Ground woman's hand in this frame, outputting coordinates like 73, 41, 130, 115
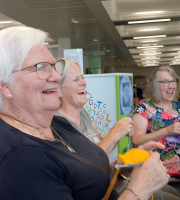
138, 141, 165, 154
166, 122, 180, 135
97, 117, 134, 155
118, 141, 167, 200
108, 117, 134, 143
126, 152, 169, 200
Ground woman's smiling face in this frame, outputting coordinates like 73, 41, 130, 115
11, 46, 62, 115
157, 71, 177, 104
60, 62, 87, 109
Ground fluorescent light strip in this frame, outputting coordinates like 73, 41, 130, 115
143, 48, 158, 50
134, 35, 166, 39
44, 43, 49, 45
0, 21, 12, 24
143, 63, 159, 64
128, 19, 171, 24
135, 11, 164, 15
143, 60, 159, 63
139, 29, 160, 32
139, 52, 162, 55
143, 64, 159, 65
141, 57, 160, 60
137, 45, 164, 49
141, 40, 159, 43
143, 64, 159, 67
171, 63, 180, 65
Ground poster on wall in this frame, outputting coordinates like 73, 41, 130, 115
63, 48, 84, 73
84, 95, 112, 139
120, 76, 133, 115
83, 75, 118, 163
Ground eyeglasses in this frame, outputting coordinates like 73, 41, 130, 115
158, 79, 179, 87
13, 59, 65, 80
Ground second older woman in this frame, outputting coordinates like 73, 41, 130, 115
132, 66, 180, 178
55, 59, 134, 156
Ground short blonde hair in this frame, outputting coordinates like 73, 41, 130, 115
146, 66, 180, 103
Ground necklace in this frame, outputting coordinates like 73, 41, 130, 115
50, 126, 76, 154
4, 115, 76, 154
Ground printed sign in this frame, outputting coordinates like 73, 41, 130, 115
84, 94, 112, 138
64, 48, 83, 73
120, 76, 133, 115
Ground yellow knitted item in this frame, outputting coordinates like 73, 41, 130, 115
101, 148, 150, 200
118, 148, 150, 164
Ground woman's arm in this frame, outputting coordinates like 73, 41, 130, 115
92, 123, 103, 140
118, 141, 168, 200
93, 117, 134, 155
118, 153, 168, 200
132, 113, 180, 147
132, 113, 167, 146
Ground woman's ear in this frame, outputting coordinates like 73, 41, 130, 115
0, 82, 12, 99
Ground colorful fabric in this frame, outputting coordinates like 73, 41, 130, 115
135, 98, 180, 178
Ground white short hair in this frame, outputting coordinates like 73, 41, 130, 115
0, 26, 48, 109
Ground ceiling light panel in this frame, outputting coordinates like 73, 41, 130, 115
128, 19, 171, 24
139, 52, 162, 55
141, 40, 159, 43
135, 11, 164, 15
139, 29, 160, 32
141, 56, 160, 60
143, 64, 159, 66
137, 45, 164, 49
134, 35, 166, 39
0, 21, 12, 23
139, 61, 160, 63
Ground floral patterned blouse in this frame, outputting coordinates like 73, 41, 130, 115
135, 98, 180, 178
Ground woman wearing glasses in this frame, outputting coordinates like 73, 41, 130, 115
132, 66, 180, 178
0, 26, 168, 200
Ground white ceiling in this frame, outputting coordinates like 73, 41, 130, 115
102, 0, 180, 67
1, 0, 180, 68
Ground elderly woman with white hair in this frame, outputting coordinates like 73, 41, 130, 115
132, 66, 180, 178
0, 26, 169, 200
55, 58, 134, 156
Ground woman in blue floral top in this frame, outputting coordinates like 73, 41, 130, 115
132, 66, 180, 178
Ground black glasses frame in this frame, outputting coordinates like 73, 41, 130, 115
158, 79, 179, 87
12, 59, 65, 80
